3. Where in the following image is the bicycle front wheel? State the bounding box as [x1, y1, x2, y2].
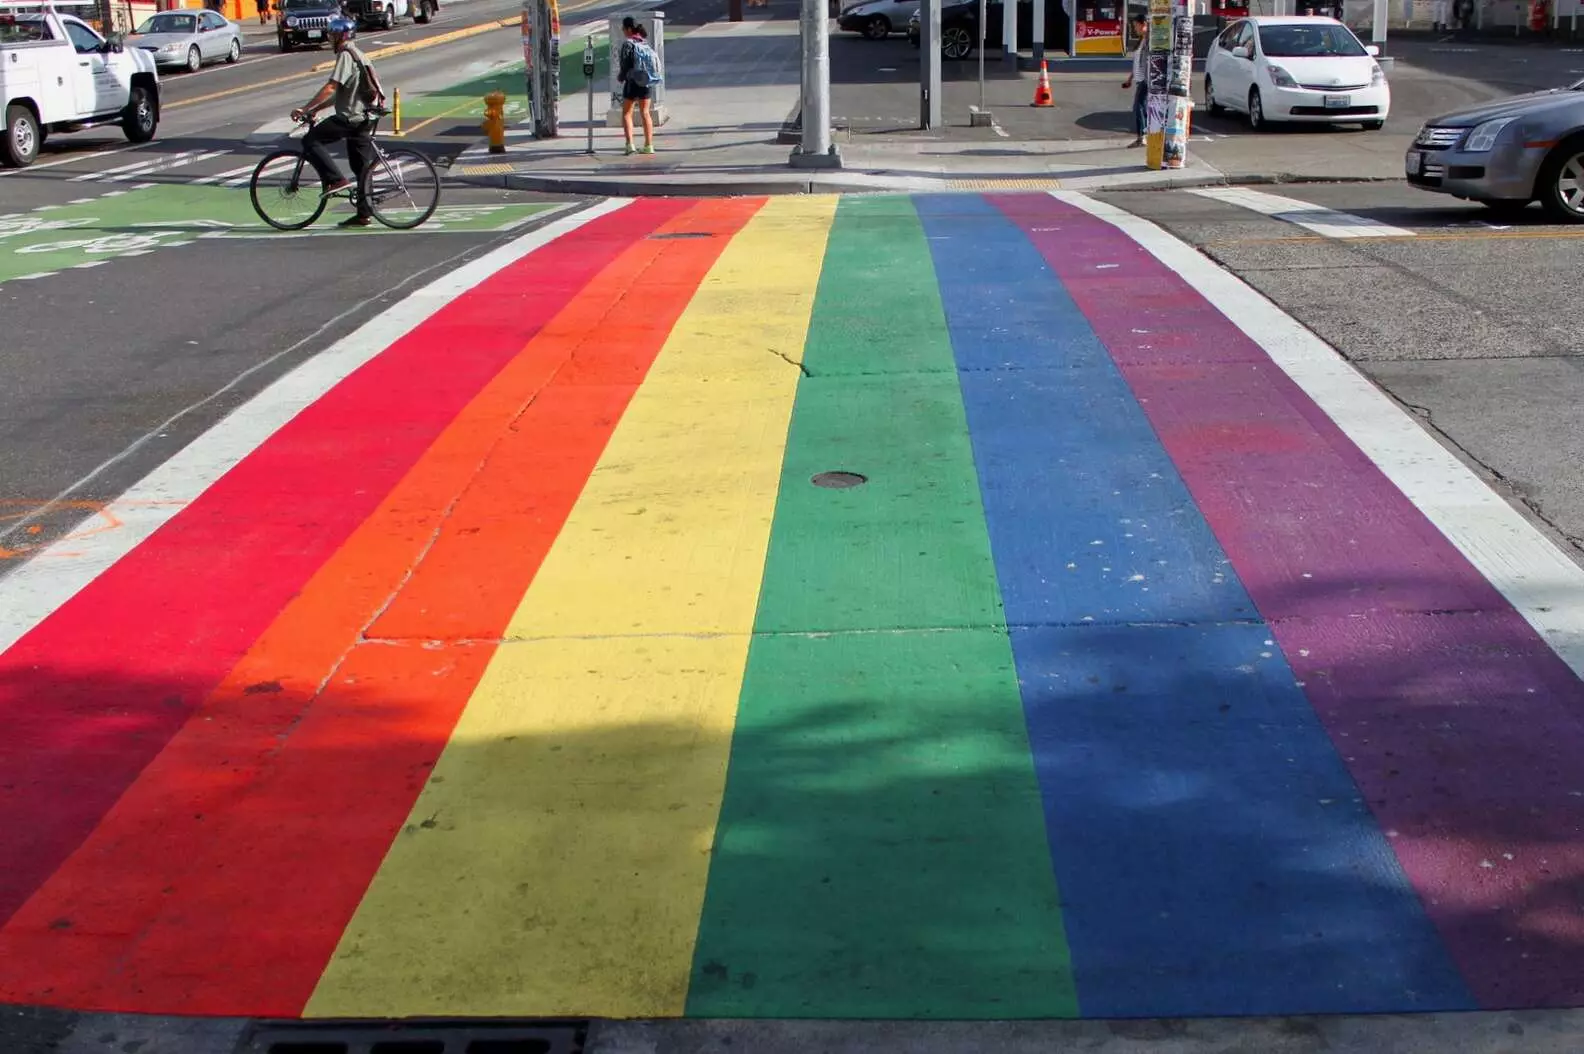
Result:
[362, 147, 441, 230]
[250, 150, 327, 232]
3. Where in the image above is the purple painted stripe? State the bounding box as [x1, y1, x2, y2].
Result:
[995, 193, 1584, 1009]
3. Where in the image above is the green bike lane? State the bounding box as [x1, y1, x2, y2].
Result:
[0, 186, 561, 288]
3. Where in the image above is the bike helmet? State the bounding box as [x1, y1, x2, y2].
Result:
[327, 15, 355, 34]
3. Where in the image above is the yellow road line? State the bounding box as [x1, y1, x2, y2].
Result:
[310, 15, 518, 71]
[165, 14, 519, 110]
[303, 195, 840, 1020]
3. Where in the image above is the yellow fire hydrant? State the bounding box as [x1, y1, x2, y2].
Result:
[482, 91, 507, 155]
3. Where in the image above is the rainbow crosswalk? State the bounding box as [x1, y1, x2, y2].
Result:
[1, 194, 1582, 1021]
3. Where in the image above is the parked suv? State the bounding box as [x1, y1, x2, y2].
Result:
[277, 0, 352, 51]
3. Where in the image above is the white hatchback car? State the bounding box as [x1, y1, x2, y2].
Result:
[1203, 16, 1389, 131]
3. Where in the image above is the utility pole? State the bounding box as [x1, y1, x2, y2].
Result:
[919, 0, 941, 128]
[790, 0, 841, 168]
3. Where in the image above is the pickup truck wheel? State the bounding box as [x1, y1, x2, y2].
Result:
[1, 104, 40, 168]
[121, 86, 157, 144]
[381, 4, 394, 28]
[414, 0, 430, 21]
[186, 45, 201, 72]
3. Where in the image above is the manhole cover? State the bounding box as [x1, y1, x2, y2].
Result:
[811, 471, 867, 489]
[647, 231, 716, 240]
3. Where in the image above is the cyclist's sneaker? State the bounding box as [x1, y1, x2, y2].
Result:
[323, 179, 354, 196]
[339, 215, 373, 228]
[623, 142, 636, 156]
[638, 145, 655, 155]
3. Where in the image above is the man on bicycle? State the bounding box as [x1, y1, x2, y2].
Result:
[290, 16, 384, 228]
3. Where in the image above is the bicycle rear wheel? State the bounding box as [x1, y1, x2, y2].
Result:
[250, 150, 327, 231]
[361, 147, 441, 230]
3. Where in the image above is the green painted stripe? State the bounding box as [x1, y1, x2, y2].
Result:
[0, 187, 553, 286]
[685, 195, 1077, 1020]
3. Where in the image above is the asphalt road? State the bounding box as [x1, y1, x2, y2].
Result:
[0, 0, 732, 574]
[828, 30, 1584, 178]
[1097, 180, 1584, 568]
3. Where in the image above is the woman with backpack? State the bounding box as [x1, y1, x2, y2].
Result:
[618, 18, 661, 155]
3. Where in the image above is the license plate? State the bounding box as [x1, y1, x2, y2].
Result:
[1405, 149, 1422, 175]
[307, 28, 322, 38]
[1323, 94, 1351, 109]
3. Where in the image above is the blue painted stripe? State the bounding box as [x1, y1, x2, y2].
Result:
[913, 193, 1473, 1017]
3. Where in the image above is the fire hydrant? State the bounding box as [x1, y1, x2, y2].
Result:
[482, 91, 507, 154]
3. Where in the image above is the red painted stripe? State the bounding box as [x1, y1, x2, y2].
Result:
[0, 199, 763, 1016]
[1003, 193, 1584, 1009]
[0, 201, 689, 934]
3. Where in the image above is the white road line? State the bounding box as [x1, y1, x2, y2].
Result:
[1056, 189, 1584, 677]
[104, 149, 229, 184]
[11, 271, 57, 281]
[0, 142, 141, 178]
[1187, 186, 1416, 239]
[0, 198, 631, 657]
[68, 154, 170, 183]
[191, 161, 262, 186]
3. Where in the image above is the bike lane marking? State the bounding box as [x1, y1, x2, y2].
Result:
[0, 185, 563, 287]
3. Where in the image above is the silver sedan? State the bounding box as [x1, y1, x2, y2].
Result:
[130, 10, 243, 73]
[1405, 79, 1584, 222]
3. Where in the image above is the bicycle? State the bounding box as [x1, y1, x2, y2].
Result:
[248, 106, 441, 232]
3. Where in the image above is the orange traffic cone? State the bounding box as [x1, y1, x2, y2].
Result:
[1032, 61, 1054, 107]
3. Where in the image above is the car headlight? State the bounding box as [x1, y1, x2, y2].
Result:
[1464, 116, 1515, 152]
[285, 14, 298, 26]
[1267, 65, 1298, 89]
[161, 42, 181, 51]
[1370, 63, 1384, 86]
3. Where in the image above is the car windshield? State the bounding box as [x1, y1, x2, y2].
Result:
[136, 13, 197, 33]
[283, 0, 326, 8]
[1258, 23, 1366, 57]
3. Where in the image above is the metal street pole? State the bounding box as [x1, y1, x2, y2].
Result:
[920, 0, 941, 128]
[978, 0, 985, 110]
[584, 34, 596, 153]
[967, 0, 991, 124]
[790, 0, 842, 167]
[1372, 0, 1388, 52]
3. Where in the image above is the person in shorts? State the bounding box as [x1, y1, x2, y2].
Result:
[618, 17, 657, 155]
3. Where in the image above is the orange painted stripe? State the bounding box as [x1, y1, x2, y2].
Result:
[0, 197, 766, 1017]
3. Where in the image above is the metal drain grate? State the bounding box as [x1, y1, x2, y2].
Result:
[647, 231, 717, 240]
[241, 1020, 586, 1054]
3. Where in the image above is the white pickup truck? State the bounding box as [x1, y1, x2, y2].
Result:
[0, 1, 160, 167]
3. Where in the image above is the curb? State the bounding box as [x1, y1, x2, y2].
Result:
[445, 161, 1402, 197]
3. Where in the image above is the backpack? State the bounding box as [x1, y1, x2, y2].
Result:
[347, 47, 379, 108]
[627, 39, 662, 87]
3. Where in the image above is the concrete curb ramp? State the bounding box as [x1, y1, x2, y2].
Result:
[5, 1007, 1584, 1053]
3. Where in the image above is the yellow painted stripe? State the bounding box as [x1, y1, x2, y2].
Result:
[304, 195, 839, 1020]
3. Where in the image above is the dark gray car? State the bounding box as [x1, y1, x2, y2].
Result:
[1405, 79, 1584, 222]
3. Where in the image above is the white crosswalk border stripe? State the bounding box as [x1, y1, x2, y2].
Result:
[1188, 186, 1416, 239]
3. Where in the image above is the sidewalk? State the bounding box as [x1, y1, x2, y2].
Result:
[447, 16, 1230, 196]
